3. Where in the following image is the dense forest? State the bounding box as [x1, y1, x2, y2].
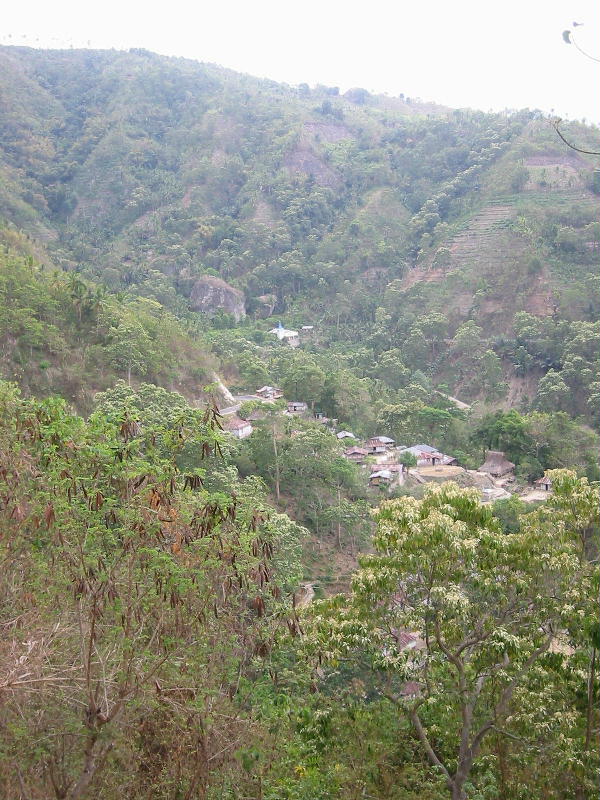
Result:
[0, 46, 598, 799]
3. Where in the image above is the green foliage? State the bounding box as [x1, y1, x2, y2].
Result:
[0, 240, 216, 409]
[305, 480, 599, 799]
[0, 46, 598, 800]
[0, 380, 308, 799]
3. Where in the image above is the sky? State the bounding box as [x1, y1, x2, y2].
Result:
[2, 0, 599, 122]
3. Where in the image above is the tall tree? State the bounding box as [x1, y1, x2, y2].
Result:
[305, 480, 598, 799]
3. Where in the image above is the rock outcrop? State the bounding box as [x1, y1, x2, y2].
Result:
[253, 293, 277, 318]
[190, 275, 245, 321]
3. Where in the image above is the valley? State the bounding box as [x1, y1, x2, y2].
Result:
[0, 45, 597, 800]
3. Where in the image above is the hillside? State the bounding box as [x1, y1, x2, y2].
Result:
[0, 45, 598, 427]
[0, 227, 219, 410]
[0, 45, 599, 800]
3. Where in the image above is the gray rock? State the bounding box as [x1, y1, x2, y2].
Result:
[190, 275, 245, 321]
[254, 293, 277, 318]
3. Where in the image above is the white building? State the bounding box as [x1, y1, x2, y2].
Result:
[223, 416, 253, 439]
[269, 322, 300, 347]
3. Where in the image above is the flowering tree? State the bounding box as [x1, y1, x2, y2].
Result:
[305, 479, 598, 799]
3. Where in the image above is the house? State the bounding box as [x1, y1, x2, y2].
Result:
[287, 401, 308, 414]
[419, 451, 446, 467]
[369, 469, 394, 487]
[368, 435, 395, 447]
[344, 446, 368, 463]
[301, 325, 314, 332]
[398, 443, 457, 467]
[534, 475, 553, 491]
[479, 450, 515, 477]
[269, 322, 299, 347]
[370, 463, 402, 474]
[223, 415, 253, 439]
[366, 435, 395, 455]
[336, 430, 356, 440]
[256, 385, 283, 400]
[394, 630, 426, 652]
[367, 442, 387, 455]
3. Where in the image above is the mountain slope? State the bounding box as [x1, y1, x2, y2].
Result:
[0, 46, 598, 423]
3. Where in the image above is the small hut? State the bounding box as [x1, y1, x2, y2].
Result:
[287, 401, 308, 414]
[223, 415, 253, 440]
[344, 446, 368, 463]
[478, 450, 515, 477]
[534, 475, 553, 492]
[369, 469, 394, 487]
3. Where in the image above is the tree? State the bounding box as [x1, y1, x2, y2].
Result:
[398, 450, 417, 472]
[378, 349, 411, 391]
[245, 408, 290, 502]
[536, 368, 570, 412]
[93, 379, 189, 425]
[0, 382, 304, 799]
[377, 401, 425, 445]
[472, 409, 532, 463]
[106, 320, 154, 384]
[306, 481, 597, 799]
[280, 356, 325, 409]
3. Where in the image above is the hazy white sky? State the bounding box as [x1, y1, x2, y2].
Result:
[2, 0, 599, 122]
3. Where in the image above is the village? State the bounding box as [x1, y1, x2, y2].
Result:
[219, 382, 554, 504]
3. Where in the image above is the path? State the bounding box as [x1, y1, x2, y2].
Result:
[435, 390, 471, 411]
[219, 394, 262, 416]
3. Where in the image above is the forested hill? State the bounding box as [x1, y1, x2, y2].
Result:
[1, 47, 599, 800]
[0, 45, 599, 424]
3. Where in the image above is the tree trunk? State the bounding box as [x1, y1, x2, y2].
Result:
[495, 731, 510, 800]
[451, 770, 468, 800]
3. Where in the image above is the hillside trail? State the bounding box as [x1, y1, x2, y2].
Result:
[435, 390, 471, 410]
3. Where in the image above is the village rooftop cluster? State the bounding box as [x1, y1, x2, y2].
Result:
[220, 385, 553, 501]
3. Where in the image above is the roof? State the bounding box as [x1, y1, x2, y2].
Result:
[269, 326, 298, 339]
[223, 415, 252, 431]
[370, 469, 393, 480]
[534, 476, 553, 486]
[345, 446, 368, 455]
[336, 430, 356, 439]
[368, 435, 395, 444]
[399, 443, 456, 465]
[479, 450, 515, 476]
[398, 443, 437, 456]
[370, 463, 401, 472]
[256, 385, 275, 393]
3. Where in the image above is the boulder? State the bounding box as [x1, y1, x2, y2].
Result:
[190, 275, 245, 321]
[254, 293, 277, 318]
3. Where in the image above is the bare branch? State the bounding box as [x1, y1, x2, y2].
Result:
[564, 30, 600, 63]
[409, 706, 453, 790]
[552, 120, 600, 156]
